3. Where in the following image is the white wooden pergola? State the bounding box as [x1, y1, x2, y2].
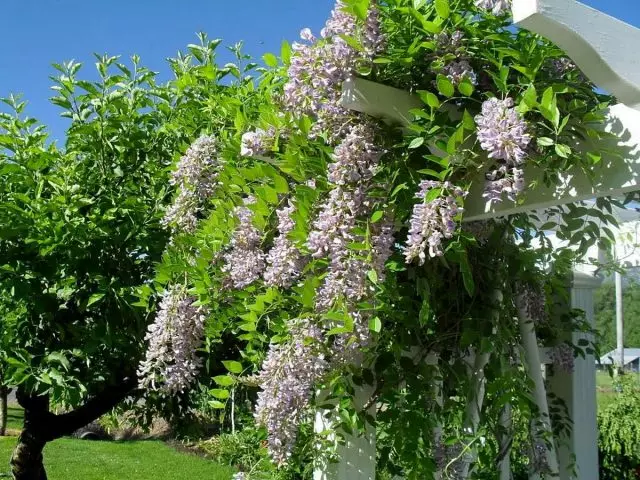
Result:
[314, 1, 640, 479]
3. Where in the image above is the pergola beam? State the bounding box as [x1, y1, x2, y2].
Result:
[512, 0, 640, 112]
[340, 78, 640, 221]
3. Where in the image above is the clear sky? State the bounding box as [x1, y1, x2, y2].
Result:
[0, 0, 637, 143]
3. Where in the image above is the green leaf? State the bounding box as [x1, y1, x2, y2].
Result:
[370, 211, 384, 223]
[537, 137, 554, 147]
[435, 0, 450, 19]
[413, 0, 426, 8]
[263, 53, 278, 68]
[213, 375, 235, 387]
[409, 137, 425, 149]
[222, 360, 243, 374]
[521, 84, 537, 108]
[418, 90, 440, 109]
[210, 389, 230, 400]
[458, 80, 474, 97]
[281, 41, 292, 65]
[46, 352, 70, 371]
[87, 293, 105, 307]
[436, 75, 454, 98]
[369, 316, 382, 333]
[462, 110, 475, 130]
[459, 252, 475, 296]
[209, 401, 226, 409]
[555, 144, 572, 158]
[367, 269, 378, 284]
[539, 222, 557, 231]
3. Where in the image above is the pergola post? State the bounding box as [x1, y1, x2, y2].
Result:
[546, 272, 601, 480]
[313, 385, 376, 480]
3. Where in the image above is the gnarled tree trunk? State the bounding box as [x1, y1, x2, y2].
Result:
[0, 385, 8, 436]
[10, 376, 137, 480]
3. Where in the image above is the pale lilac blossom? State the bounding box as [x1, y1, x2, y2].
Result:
[475, 0, 511, 15]
[550, 344, 575, 374]
[476, 98, 531, 203]
[138, 286, 207, 394]
[282, 1, 384, 140]
[254, 322, 328, 465]
[444, 60, 477, 85]
[264, 202, 306, 288]
[222, 197, 266, 289]
[162, 135, 220, 234]
[475, 98, 530, 165]
[404, 181, 467, 264]
[240, 127, 276, 158]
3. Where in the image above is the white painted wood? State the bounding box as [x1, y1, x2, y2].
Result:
[340, 77, 640, 222]
[517, 296, 560, 477]
[314, 386, 376, 480]
[341, 76, 422, 127]
[511, 0, 640, 111]
[498, 402, 513, 480]
[460, 350, 491, 478]
[576, 290, 600, 476]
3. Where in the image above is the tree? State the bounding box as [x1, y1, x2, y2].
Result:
[0, 34, 249, 479]
[595, 279, 640, 353]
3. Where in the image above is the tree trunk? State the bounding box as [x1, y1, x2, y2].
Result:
[10, 376, 137, 480]
[10, 392, 49, 480]
[10, 431, 47, 480]
[0, 385, 8, 436]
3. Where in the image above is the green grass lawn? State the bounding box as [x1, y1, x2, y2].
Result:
[0, 437, 235, 480]
[596, 370, 640, 410]
[5, 406, 23, 432]
[1, 404, 234, 480]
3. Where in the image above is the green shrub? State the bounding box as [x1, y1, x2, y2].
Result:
[598, 376, 640, 479]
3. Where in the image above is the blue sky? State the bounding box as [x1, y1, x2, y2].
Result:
[0, 0, 637, 143]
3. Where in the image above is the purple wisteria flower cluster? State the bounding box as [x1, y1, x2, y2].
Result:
[516, 282, 547, 324]
[435, 30, 464, 54]
[308, 124, 384, 311]
[444, 60, 477, 86]
[475, 0, 511, 15]
[222, 197, 266, 289]
[254, 321, 328, 465]
[404, 180, 467, 265]
[163, 135, 220, 234]
[138, 285, 207, 394]
[475, 97, 531, 203]
[240, 127, 277, 158]
[550, 343, 575, 374]
[264, 201, 306, 288]
[282, 1, 384, 139]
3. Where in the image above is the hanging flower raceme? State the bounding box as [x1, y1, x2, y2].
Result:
[476, 98, 530, 165]
[282, 1, 384, 139]
[550, 343, 575, 373]
[264, 202, 306, 288]
[240, 127, 277, 158]
[162, 135, 220, 234]
[138, 285, 207, 394]
[444, 60, 477, 86]
[222, 197, 266, 289]
[371, 216, 395, 281]
[405, 181, 467, 265]
[475, 0, 511, 15]
[254, 322, 329, 465]
[308, 124, 384, 311]
[475, 97, 531, 203]
[516, 282, 547, 324]
[434, 30, 464, 54]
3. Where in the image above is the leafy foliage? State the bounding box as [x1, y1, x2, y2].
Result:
[596, 278, 640, 353]
[598, 376, 640, 479]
